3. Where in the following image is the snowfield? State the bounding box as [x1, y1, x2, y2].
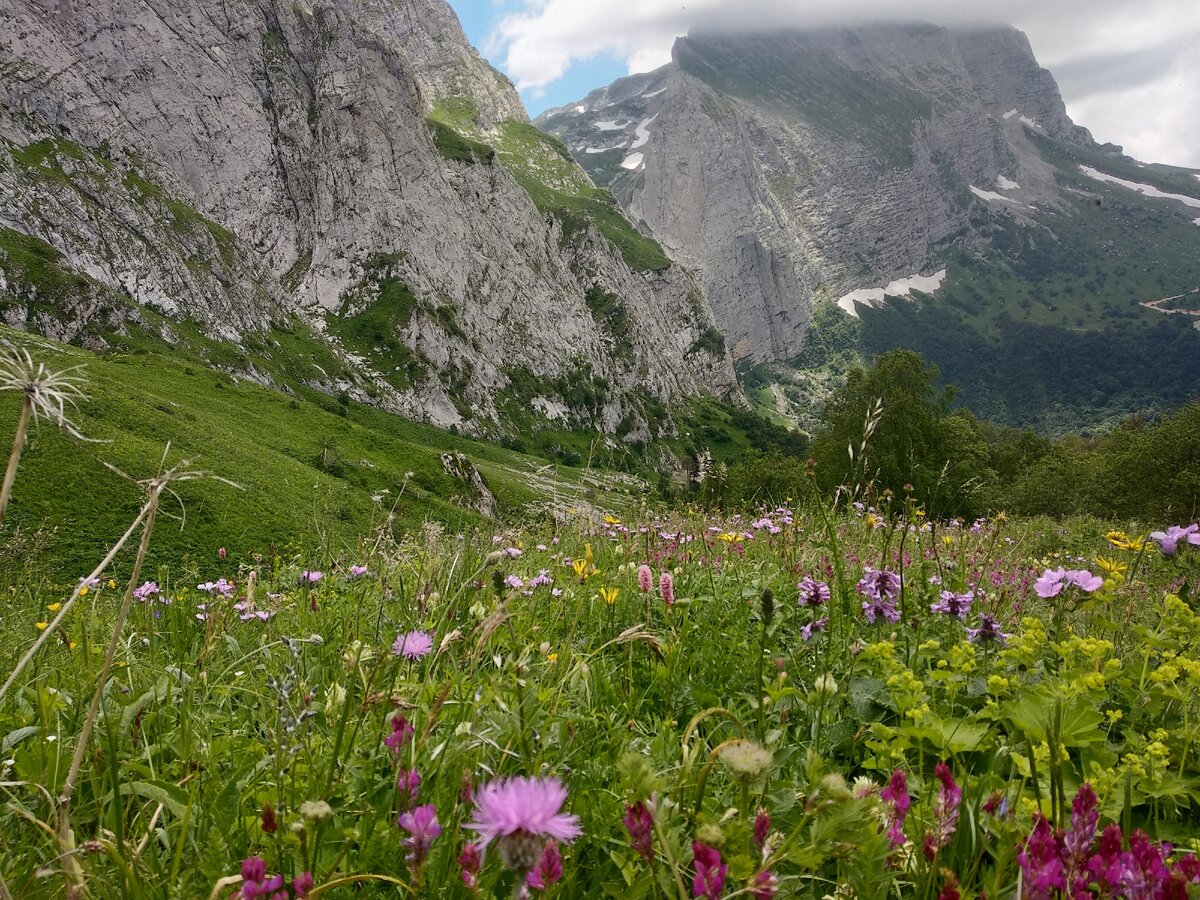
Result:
[836, 269, 948, 317]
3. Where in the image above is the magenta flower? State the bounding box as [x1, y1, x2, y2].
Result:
[659, 572, 675, 607]
[526, 840, 563, 891]
[637, 564, 653, 593]
[624, 802, 655, 862]
[1063, 783, 1099, 874]
[292, 872, 313, 897]
[1150, 523, 1200, 556]
[879, 770, 910, 850]
[384, 713, 414, 756]
[750, 870, 779, 899]
[459, 842, 481, 891]
[397, 769, 421, 810]
[465, 776, 582, 873]
[797, 576, 830, 608]
[393, 630, 434, 660]
[754, 808, 770, 848]
[692, 842, 726, 899]
[236, 856, 285, 899]
[1017, 815, 1065, 900]
[1034, 568, 1066, 598]
[930, 590, 974, 620]
[398, 803, 441, 865]
[133, 581, 160, 601]
[922, 762, 962, 861]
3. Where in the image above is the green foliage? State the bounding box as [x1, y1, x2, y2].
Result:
[425, 118, 495, 165]
[327, 258, 428, 389]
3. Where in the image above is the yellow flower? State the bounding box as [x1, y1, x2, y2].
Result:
[865, 513, 882, 529]
[584, 543, 593, 563]
[79, 586, 89, 596]
[46, 602, 62, 612]
[107, 579, 116, 590]
[35, 621, 49, 631]
[603, 515, 622, 526]
[719, 532, 743, 543]
[572, 558, 592, 581]
[1094, 556, 1127, 577]
[68, 641, 78, 650]
[546, 652, 558, 664]
[1105, 531, 1146, 552]
[598, 586, 619, 606]
[942, 535, 955, 546]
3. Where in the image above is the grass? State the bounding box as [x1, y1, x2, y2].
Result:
[0, 327, 626, 578]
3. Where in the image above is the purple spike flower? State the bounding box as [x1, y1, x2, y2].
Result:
[526, 840, 563, 891]
[692, 842, 727, 900]
[624, 802, 655, 862]
[879, 770, 910, 850]
[922, 762, 962, 861]
[398, 803, 441, 865]
[1017, 816, 1065, 900]
[797, 576, 830, 608]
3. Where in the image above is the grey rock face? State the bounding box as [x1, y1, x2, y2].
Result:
[0, 0, 736, 431]
[538, 24, 1090, 363]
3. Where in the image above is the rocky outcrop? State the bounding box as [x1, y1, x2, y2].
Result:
[537, 24, 1094, 363]
[0, 0, 737, 432]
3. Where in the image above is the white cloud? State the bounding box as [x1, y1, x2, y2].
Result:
[487, 0, 1200, 167]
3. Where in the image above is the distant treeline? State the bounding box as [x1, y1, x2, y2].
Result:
[703, 349, 1200, 523]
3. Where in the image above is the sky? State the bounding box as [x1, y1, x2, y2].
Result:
[446, 0, 1200, 169]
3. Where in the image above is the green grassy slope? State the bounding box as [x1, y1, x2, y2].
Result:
[0, 328, 613, 580]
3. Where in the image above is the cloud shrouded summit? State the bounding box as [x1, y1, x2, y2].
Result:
[485, 0, 1200, 167]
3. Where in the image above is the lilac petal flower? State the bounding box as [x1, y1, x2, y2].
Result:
[966, 614, 1011, 645]
[504, 574, 525, 590]
[393, 630, 434, 660]
[1065, 570, 1103, 592]
[861, 596, 901, 624]
[797, 576, 831, 608]
[1035, 568, 1066, 598]
[930, 590, 974, 620]
[692, 842, 726, 900]
[800, 617, 829, 641]
[348, 565, 369, 578]
[133, 581, 159, 601]
[856, 566, 900, 601]
[464, 776, 582, 856]
[398, 804, 441, 865]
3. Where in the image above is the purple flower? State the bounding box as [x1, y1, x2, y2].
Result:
[133, 581, 159, 601]
[692, 842, 726, 899]
[1150, 524, 1200, 556]
[624, 802, 655, 862]
[1063, 783, 1099, 874]
[198, 578, 235, 598]
[930, 590, 974, 620]
[879, 770, 909, 850]
[1035, 567, 1068, 598]
[1065, 569, 1103, 592]
[529, 569, 554, 589]
[398, 804, 441, 865]
[1018, 816, 1065, 900]
[861, 596, 901, 624]
[923, 762, 962, 861]
[292, 872, 313, 898]
[299, 569, 323, 584]
[637, 565, 653, 593]
[236, 855, 285, 899]
[397, 769, 421, 810]
[800, 617, 829, 641]
[967, 614, 1011, 645]
[856, 566, 900, 601]
[526, 840, 563, 891]
[464, 776, 582, 870]
[348, 565, 369, 579]
[393, 630, 434, 660]
[384, 713, 414, 756]
[504, 574, 525, 590]
[797, 576, 830, 608]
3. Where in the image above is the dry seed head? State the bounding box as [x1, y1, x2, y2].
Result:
[0, 347, 91, 439]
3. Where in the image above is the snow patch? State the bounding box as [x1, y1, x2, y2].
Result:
[971, 185, 1025, 205]
[584, 147, 615, 154]
[592, 120, 625, 131]
[1019, 116, 1039, 129]
[643, 88, 666, 99]
[574, 105, 587, 114]
[1002, 109, 1018, 120]
[1079, 166, 1200, 210]
[1193, 174, 1200, 182]
[1194, 218, 1200, 227]
[630, 115, 658, 150]
[836, 270, 948, 318]
[620, 152, 645, 170]
[996, 175, 1020, 191]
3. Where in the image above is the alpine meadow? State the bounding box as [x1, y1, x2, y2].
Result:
[1, 2, 1199, 899]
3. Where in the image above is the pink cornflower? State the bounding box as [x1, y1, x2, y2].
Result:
[692, 842, 726, 899]
[637, 564, 653, 593]
[659, 571, 675, 607]
[465, 776, 582, 874]
[393, 630, 434, 660]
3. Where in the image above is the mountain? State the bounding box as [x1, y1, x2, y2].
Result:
[0, 0, 737, 440]
[537, 25, 1200, 432]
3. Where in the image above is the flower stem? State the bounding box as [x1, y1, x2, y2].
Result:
[0, 394, 32, 530]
